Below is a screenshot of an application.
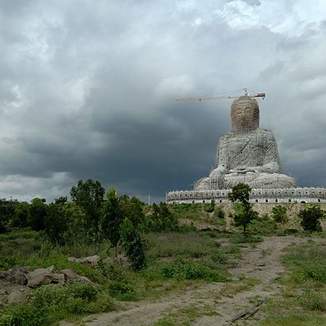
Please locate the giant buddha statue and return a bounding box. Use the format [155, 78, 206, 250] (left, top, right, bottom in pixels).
[194, 96, 296, 190]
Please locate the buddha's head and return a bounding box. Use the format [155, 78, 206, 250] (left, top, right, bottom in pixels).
[231, 96, 259, 133]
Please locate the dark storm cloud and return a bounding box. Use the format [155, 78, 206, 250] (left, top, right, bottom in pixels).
[0, 0, 326, 201]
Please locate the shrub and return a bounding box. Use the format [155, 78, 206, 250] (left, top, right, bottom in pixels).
[0, 283, 113, 325]
[214, 206, 225, 219]
[108, 280, 136, 300]
[271, 206, 288, 224]
[300, 290, 326, 312]
[120, 218, 146, 271]
[0, 304, 46, 326]
[299, 205, 323, 232]
[160, 259, 226, 282]
[205, 200, 215, 213]
[145, 203, 179, 232]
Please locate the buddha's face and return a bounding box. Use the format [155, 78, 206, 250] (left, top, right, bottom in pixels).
[231, 97, 259, 133]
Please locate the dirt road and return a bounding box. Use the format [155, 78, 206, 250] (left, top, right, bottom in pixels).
[77, 236, 304, 326]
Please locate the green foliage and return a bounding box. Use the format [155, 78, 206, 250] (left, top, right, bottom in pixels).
[214, 206, 225, 219]
[272, 205, 288, 224]
[205, 200, 215, 213]
[70, 179, 105, 239]
[0, 283, 112, 325]
[108, 280, 136, 301]
[10, 202, 30, 228]
[29, 198, 47, 231]
[120, 218, 146, 271]
[0, 304, 46, 326]
[145, 203, 179, 232]
[300, 290, 326, 312]
[120, 195, 145, 228]
[299, 205, 323, 232]
[228, 184, 257, 234]
[44, 202, 68, 245]
[160, 259, 226, 282]
[101, 188, 124, 248]
[228, 183, 251, 203]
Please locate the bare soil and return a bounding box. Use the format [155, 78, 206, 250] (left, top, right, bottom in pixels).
[73, 236, 308, 326]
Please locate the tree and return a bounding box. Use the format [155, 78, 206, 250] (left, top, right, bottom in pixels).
[44, 201, 68, 245]
[299, 205, 323, 232]
[120, 218, 145, 271]
[147, 203, 178, 232]
[101, 188, 124, 251]
[119, 195, 145, 228]
[70, 179, 105, 239]
[11, 202, 30, 227]
[29, 198, 47, 231]
[271, 206, 288, 224]
[228, 183, 257, 233]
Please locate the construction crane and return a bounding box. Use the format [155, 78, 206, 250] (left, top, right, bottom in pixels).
[176, 88, 266, 102]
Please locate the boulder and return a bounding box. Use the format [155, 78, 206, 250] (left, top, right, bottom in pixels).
[61, 269, 92, 284]
[68, 255, 100, 266]
[7, 289, 30, 304]
[27, 266, 65, 288]
[0, 267, 28, 285]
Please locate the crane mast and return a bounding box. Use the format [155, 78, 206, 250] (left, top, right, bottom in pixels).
[176, 88, 266, 102]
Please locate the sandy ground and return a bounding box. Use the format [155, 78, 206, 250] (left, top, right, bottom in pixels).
[68, 236, 310, 326]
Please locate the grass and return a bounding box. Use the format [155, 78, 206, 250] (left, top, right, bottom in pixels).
[261, 240, 326, 325]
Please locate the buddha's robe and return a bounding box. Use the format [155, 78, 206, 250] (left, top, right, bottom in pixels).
[194, 128, 296, 190]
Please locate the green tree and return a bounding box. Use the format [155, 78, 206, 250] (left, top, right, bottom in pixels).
[0, 216, 6, 234]
[228, 183, 257, 234]
[44, 201, 68, 245]
[62, 202, 88, 244]
[299, 205, 323, 232]
[147, 203, 178, 232]
[271, 205, 288, 224]
[70, 179, 105, 240]
[120, 218, 145, 271]
[11, 202, 30, 227]
[101, 188, 124, 251]
[29, 198, 47, 231]
[119, 195, 145, 228]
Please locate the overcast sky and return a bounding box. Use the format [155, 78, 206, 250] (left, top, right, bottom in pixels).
[0, 0, 326, 202]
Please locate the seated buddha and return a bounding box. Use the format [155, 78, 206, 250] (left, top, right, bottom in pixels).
[194, 96, 296, 190]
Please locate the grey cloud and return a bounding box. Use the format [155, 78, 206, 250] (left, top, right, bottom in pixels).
[0, 0, 325, 201]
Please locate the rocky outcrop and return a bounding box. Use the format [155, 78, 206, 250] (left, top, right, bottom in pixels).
[0, 266, 92, 289]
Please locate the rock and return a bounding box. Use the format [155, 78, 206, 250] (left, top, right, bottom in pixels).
[27, 266, 65, 288]
[0, 268, 28, 285]
[61, 269, 92, 284]
[68, 255, 100, 266]
[7, 289, 29, 304]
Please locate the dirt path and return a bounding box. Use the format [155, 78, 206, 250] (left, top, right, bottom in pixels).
[76, 236, 304, 326]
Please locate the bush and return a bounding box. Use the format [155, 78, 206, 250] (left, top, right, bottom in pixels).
[160, 259, 226, 282]
[300, 290, 326, 312]
[271, 206, 288, 224]
[214, 206, 225, 219]
[0, 283, 113, 325]
[145, 203, 179, 232]
[0, 304, 46, 326]
[299, 205, 323, 232]
[108, 280, 136, 300]
[120, 218, 146, 271]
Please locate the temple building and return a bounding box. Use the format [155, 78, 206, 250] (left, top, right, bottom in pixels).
[167, 96, 326, 204]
